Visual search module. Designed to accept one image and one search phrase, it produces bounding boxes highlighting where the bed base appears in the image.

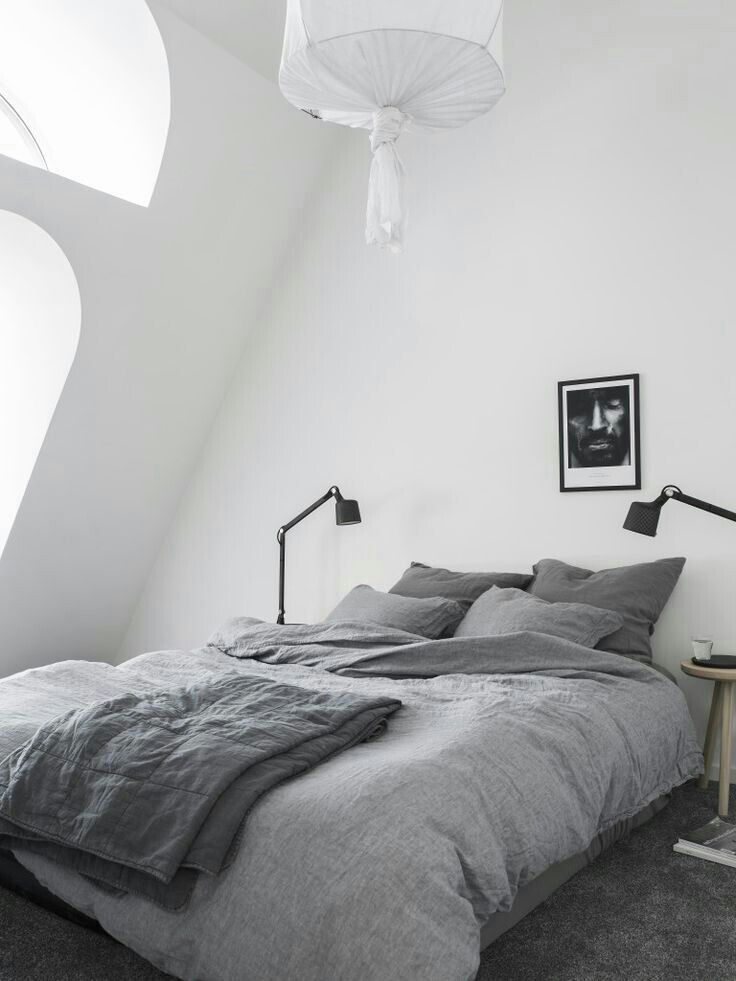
[479,793,670,949]
[0,847,102,933]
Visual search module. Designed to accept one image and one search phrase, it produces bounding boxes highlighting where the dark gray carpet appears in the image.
[478,780,736,981]
[0,782,733,980]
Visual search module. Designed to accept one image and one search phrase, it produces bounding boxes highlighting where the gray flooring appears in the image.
[0,781,733,980]
[478,781,735,981]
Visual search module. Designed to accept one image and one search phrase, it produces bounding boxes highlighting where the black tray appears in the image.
[692,655,736,668]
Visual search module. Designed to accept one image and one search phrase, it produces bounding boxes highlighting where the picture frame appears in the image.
[558,373,641,492]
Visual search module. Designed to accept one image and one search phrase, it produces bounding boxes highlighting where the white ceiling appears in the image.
[159,0,285,81]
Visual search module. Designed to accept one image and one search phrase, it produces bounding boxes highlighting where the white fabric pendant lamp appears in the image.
[280,0,506,253]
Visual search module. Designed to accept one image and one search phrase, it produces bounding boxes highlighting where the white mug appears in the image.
[692,638,714,660]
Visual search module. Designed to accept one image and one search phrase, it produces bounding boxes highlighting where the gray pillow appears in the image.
[454,586,624,648]
[324,585,464,639]
[389,562,533,612]
[207,616,264,650]
[528,557,686,660]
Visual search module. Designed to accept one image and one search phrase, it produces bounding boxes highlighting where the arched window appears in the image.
[0,1,170,206]
[0,210,81,558]
[0,92,47,169]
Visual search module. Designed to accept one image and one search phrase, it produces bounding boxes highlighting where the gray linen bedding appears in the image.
[0,622,701,981]
[0,672,400,908]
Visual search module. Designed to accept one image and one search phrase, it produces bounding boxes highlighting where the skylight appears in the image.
[0,210,81,559]
[0,92,47,169]
[0,1,170,206]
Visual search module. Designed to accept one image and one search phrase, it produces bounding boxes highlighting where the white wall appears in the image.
[121,0,736,763]
[0,2,336,678]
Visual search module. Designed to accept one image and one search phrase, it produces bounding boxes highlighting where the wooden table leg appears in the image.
[719,682,734,818]
[700,682,723,790]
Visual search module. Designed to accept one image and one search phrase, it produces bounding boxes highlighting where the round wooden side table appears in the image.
[681,659,736,817]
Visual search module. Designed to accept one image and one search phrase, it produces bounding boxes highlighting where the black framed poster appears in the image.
[558,374,641,492]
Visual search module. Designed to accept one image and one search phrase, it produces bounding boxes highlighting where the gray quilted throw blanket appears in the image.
[0,671,400,909]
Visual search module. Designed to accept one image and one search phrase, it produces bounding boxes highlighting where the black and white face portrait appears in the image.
[566,386,631,469]
[558,375,640,492]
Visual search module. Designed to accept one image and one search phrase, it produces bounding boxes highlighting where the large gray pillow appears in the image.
[324,585,464,639]
[454,586,624,648]
[389,562,533,612]
[528,557,686,660]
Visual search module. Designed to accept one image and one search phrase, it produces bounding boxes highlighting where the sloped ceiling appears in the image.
[159,0,284,80]
[0,1,337,676]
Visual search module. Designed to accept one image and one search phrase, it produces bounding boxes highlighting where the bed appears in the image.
[0,613,701,981]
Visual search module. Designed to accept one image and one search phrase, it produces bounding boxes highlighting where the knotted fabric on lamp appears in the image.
[279,0,506,252]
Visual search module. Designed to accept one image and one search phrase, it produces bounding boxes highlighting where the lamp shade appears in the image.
[280,1,505,251]
[623,501,662,537]
[335,498,361,526]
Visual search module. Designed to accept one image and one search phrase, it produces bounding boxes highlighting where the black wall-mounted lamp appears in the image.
[624,485,736,537]
[276,486,361,624]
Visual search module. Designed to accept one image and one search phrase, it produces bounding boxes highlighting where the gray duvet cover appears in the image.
[0,672,399,908]
[0,622,701,981]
